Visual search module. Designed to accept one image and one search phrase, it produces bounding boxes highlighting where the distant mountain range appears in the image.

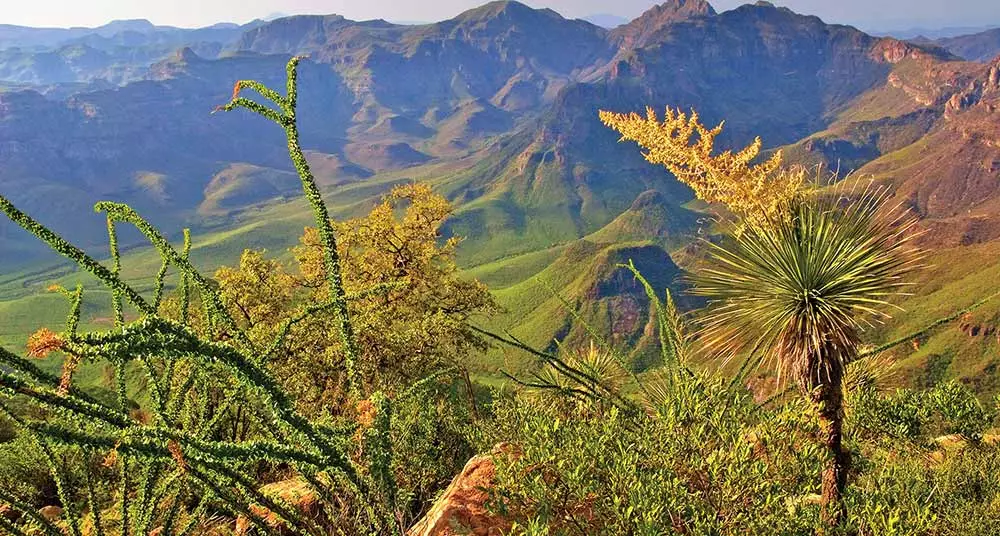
[915,27,1000,63]
[2,0,999,375]
[876,24,999,40]
[0,19,266,85]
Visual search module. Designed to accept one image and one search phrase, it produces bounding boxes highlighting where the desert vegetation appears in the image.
[0,57,998,536]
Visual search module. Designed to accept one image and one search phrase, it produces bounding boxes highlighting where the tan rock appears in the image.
[407,444,519,536]
[38,506,63,521]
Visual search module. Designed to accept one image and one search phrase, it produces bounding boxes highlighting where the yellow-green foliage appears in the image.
[213,182,498,415]
[479,371,1000,536]
[600,107,804,225]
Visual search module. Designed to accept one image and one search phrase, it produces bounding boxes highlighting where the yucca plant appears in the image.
[689,185,922,526]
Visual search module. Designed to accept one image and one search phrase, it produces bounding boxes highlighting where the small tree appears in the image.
[213,183,498,417]
[601,107,922,527]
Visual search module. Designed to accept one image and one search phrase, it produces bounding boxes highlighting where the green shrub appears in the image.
[477,376,824,535]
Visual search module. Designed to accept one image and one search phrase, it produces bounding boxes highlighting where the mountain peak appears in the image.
[637,0,716,21]
[96,19,157,33]
[611,0,716,49]
[455,0,560,23]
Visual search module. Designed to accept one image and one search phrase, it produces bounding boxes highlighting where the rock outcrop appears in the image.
[407,444,518,536]
[38,506,63,521]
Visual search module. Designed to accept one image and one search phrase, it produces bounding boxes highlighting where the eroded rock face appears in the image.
[407,444,518,536]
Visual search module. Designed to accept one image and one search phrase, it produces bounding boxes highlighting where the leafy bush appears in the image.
[478,376,825,535]
[849,380,997,442]
[475,371,1000,535]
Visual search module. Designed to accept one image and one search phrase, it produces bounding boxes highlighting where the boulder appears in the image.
[407,444,518,536]
[38,506,63,521]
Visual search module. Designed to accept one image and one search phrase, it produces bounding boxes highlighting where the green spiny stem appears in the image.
[108,215,133,414]
[96,202,256,352]
[285,57,299,109]
[0,371,132,428]
[168,368,198,424]
[31,421,333,469]
[84,461,106,536]
[263,279,418,359]
[180,229,192,326]
[195,388,238,437]
[197,460,324,536]
[216,96,284,123]
[399,367,457,402]
[135,464,180,536]
[235,79,288,110]
[39,441,83,536]
[67,284,84,336]
[545,282,650,406]
[196,451,328,536]
[470,326,632,411]
[67,318,358,475]
[133,462,158,536]
[119,456,130,536]
[185,465,280,536]
[217,56,363,400]
[153,255,170,310]
[139,357,170,423]
[284,109,362,400]
[193,376,213,435]
[160,483,185,536]
[162,356,177,412]
[0,195,153,315]
[364,391,398,530]
[618,261,682,375]
[0,515,32,536]
[106,217,125,328]
[116,363,128,413]
[500,369,595,402]
[245,398,290,443]
[175,494,211,536]
[0,347,106,406]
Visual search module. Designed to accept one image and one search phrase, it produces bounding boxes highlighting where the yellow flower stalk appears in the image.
[599,107,805,226]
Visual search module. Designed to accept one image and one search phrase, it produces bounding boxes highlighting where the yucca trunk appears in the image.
[795,338,853,529]
[809,378,848,527]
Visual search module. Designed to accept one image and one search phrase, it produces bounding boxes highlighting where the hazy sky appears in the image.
[2,0,998,32]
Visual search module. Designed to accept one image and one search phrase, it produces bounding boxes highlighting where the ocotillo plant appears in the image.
[0,57,400,535]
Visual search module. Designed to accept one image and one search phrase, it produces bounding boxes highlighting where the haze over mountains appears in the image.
[1,0,999,373]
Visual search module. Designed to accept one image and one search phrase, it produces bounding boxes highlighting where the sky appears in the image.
[2,0,998,33]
